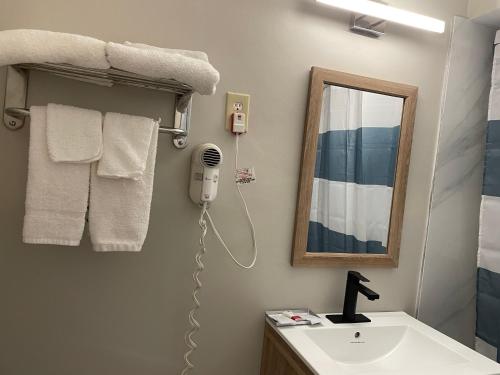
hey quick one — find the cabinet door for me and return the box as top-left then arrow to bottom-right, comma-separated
260,323 -> 314,375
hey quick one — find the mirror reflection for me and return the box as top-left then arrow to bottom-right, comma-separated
307,85 -> 403,254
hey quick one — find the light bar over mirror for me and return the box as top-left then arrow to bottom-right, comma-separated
315,0 -> 446,33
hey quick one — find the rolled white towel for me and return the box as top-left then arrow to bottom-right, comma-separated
0,29 -> 110,69
47,103 -> 103,163
97,112 -> 155,180
89,121 -> 159,252
23,106 -> 91,246
123,41 -> 209,62
106,42 -> 220,95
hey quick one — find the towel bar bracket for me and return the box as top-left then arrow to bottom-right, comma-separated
171,97 -> 191,149
3,67 -> 28,130
2,64 -> 193,149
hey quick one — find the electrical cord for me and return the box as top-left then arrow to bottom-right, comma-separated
181,134 -> 258,374
181,202 -> 208,375
205,133 -> 258,269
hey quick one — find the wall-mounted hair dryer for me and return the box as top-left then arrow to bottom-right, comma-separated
189,143 -> 223,205
183,140 -> 257,375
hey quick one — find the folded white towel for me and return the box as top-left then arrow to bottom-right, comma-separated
106,42 -> 220,95
47,103 -> 103,163
23,106 -> 91,246
97,112 -> 155,179
123,41 -> 209,62
89,121 -> 159,252
0,29 -> 110,69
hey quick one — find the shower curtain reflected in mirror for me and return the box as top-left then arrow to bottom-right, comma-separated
307,85 -> 403,254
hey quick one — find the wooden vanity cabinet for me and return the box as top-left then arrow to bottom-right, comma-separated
260,321 -> 314,375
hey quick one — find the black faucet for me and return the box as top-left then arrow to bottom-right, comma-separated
327,271 -> 380,324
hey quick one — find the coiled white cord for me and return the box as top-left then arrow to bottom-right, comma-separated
181,134 -> 258,374
181,202 -> 208,375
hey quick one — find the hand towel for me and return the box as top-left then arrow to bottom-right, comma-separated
47,103 -> 103,163
97,112 -> 155,179
89,121 -> 159,252
0,29 -> 110,69
106,42 -> 220,95
23,106 -> 91,246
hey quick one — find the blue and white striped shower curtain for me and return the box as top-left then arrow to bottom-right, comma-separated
476,32 -> 500,363
307,85 -> 402,253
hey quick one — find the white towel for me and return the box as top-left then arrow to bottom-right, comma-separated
23,106 -> 91,246
89,122 -> 159,252
97,112 -> 155,179
0,29 -> 110,69
106,42 -> 220,95
123,41 -> 209,62
47,103 -> 103,163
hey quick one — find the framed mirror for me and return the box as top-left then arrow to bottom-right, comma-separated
292,67 -> 418,267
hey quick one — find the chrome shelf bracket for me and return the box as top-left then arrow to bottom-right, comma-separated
171,96 -> 191,149
2,64 -> 194,149
3,67 -> 28,130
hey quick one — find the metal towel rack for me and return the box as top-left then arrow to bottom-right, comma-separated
3,63 -> 195,149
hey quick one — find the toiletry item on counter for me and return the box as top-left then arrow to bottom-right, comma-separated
265,309 -> 322,327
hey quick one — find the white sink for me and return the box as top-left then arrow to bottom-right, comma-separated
306,325 -> 466,371
273,312 -> 500,375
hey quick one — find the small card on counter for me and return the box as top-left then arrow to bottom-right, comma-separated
265,308 -> 322,327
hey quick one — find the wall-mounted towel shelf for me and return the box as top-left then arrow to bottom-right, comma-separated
3,64 -> 194,149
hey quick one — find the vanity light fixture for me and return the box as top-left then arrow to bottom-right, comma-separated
315,0 -> 446,35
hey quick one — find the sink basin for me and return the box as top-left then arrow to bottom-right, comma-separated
306,325 -> 466,372
274,312 -> 500,375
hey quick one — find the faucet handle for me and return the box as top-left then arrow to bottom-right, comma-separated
348,271 -> 370,282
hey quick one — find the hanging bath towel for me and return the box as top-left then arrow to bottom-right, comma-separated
23,106 -> 91,246
89,120 -> 159,252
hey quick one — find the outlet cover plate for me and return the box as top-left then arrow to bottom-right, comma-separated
226,92 -> 250,131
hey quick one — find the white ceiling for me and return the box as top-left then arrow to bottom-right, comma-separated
468,0 -> 500,26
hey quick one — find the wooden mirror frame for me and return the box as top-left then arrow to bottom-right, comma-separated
292,67 -> 418,267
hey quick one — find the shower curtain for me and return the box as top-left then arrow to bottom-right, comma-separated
307,85 -> 402,253
477,32 -> 500,363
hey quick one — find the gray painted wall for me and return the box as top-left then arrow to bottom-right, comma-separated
0,1 -> 467,374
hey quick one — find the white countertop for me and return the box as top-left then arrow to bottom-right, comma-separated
270,311 -> 500,375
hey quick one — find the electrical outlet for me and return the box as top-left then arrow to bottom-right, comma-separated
233,102 -> 243,111
226,92 -> 250,132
